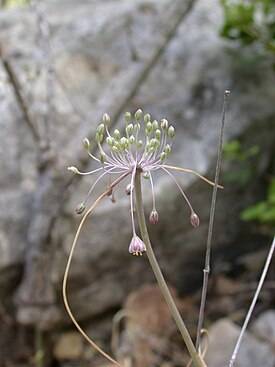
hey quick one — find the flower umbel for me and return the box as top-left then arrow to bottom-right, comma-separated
68,109 -> 219,254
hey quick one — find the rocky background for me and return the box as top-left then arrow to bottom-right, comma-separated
0,0 -> 274,367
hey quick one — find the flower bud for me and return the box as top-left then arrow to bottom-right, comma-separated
75,202 -> 85,214
160,152 -> 167,161
143,171 -> 150,179
134,123 -> 140,132
161,118 -> 169,130
146,121 -> 152,133
126,183 -> 134,195
149,210 -> 159,224
114,129 -> 120,140
126,123 -> 133,134
137,140 -> 143,148
129,135 -> 135,144
112,146 -> 119,153
190,212 -> 200,227
135,108 -> 143,121
144,113 -> 150,123
96,132 -> 103,143
97,123 -> 105,135
168,125 -> 175,138
82,138 -> 90,150
67,166 -> 79,174
155,129 -> 161,140
103,113 -> 110,125
152,120 -> 159,131
99,153 -> 106,164
125,111 -> 131,122
164,144 -> 171,155
106,136 -> 114,146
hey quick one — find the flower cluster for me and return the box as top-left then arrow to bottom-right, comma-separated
68,109 -> 202,255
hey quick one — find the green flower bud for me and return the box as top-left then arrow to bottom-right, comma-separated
152,120 -> 159,131
155,129 -> 161,140
120,137 -> 128,149
168,125 -> 175,138
143,171 -> 150,179
164,144 -> 171,155
137,140 -> 143,148
112,146 -> 119,154
103,113 -> 110,125
160,152 -> 167,161
97,123 -> 105,135
161,118 -> 169,130
99,153 -> 106,164
114,129 -> 120,140
149,146 -> 155,153
134,123 -> 140,132
135,108 -> 142,121
126,123 -> 133,135
75,202 -> 85,214
125,112 -> 131,122
96,132 -> 103,143
129,135 -> 135,144
82,138 -> 90,150
146,121 -> 152,133
150,138 -> 158,148
106,136 -> 114,146
144,113 -> 150,123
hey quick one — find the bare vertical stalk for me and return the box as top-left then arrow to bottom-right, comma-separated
195,90 -> 230,350
229,235 -> 275,367
134,171 -> 206,367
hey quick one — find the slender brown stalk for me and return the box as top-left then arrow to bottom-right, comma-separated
195,90 -> 230,350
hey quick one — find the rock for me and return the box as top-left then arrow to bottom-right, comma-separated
0,0 -> 274,350
251,310 -> 275,346
205,318 -> 275,367
53,331 -> 83,360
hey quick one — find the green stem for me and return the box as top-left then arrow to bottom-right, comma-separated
134,171 -> 206,367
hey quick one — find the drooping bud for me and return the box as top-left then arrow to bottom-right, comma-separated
75,202 -> 85,214
144,113 -> 150,123
160,152 -> 167,161
126,183 -> 134,195
135,108 -> 143,121
190,212 -> 200,227
161,118 -> 169,130
168,125 -> 175,138
149,210 -> 159,224
129,235 -> 146,256
82,138 -> 90,150
103,113 -> 110,125
125,111 -> 132,122
67,166 -> 79,174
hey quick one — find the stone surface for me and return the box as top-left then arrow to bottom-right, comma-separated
205,318 -> 275,367
0,1 -> 274,365
251,310 -> 275,346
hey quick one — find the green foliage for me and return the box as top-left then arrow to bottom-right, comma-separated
220,0 -> 275,54
222,139 -> 259,185
241,177 -> 275,229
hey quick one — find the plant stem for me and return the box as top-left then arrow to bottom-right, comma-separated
134,171 -> 206,367
196,90 -> 230,350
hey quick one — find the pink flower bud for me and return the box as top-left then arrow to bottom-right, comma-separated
149,209 -> 159,224
190,212 -> 200,227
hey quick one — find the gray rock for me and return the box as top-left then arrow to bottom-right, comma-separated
205,318 -> 275,367
0,0 -> 274,347
251,310 -> 275,346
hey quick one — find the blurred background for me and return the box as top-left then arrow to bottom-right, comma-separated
0,0 -> 274,366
